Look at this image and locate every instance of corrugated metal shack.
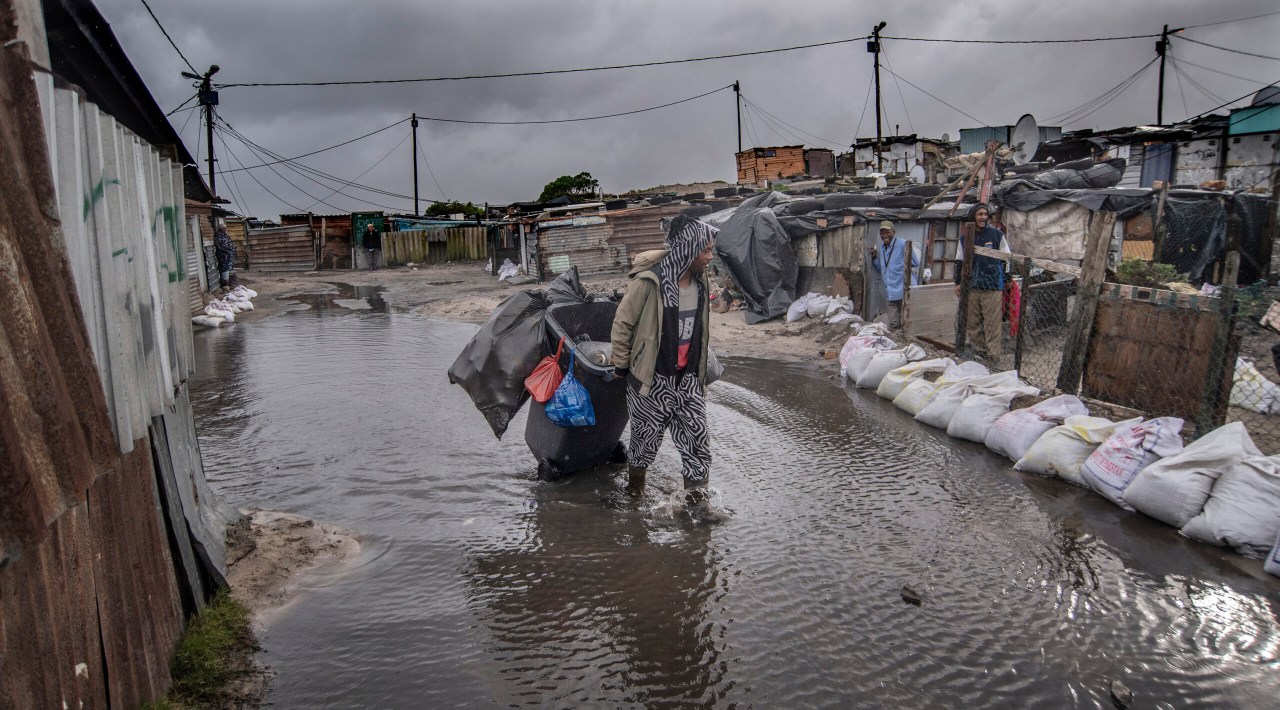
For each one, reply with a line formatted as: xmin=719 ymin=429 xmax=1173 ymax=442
xmin=281 ymin=212 xmax=354 ymax=269
xmin=4 ymin=3 xmax=242 ymax=707
xmin=383 ymin=223 xmax=488 ymax=265
xmin=248 ymin=223 xmax=318 ymax=272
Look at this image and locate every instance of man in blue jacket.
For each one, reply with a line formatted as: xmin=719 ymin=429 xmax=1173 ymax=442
xmin=869 ymin=219 xmax=918 ymax=329
xmin=954 ymin=204 xmax=1011 ymax=359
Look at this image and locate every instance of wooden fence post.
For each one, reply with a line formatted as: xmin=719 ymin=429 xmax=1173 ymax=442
xmin=1056 ymin=211 xmax=1116 ymax=393
xmin=902 ymin=240 xmax=913 ymax=329
xmin=954 ymin=224 xmax=974 ymax=350
xmin=1014 ymin=257 xmax=1030 ymax=374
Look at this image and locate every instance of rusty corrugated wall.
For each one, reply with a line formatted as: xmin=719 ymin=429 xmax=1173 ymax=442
xmin=3 ymin=9 xmax=238 ymax=707
xmin=536 ymin=215 xmax=628 ymax=279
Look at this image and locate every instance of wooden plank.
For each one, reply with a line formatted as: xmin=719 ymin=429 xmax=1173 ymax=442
xmin=972 ymin=245 xmax=1082 ymax=277
xmin=1057 ymin=211 xmax=1117 ymax=393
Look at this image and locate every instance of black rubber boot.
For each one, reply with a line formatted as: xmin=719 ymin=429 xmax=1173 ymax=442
xmin=685 ymin=485 xmax=732 ymax=523
xmin=625 ymin=466 xmax=647 ymax=497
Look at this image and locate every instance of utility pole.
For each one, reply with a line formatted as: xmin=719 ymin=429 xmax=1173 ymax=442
xmin=1156 ymin=24 xmax=1184 ymax=125
xmin=734 ymin=80 xmax=742 ymax=153
xmin=183 ymin=65 xmax=221 ymax=196
xmin=411 ymin=113 xmax=420 ymax=216
xmin=869 ymin=21 xmax=886 ymax=172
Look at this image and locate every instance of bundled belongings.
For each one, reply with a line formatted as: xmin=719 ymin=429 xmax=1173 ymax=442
xmin=1079 ymin=418 xmax=1185 ymax=510
xmin=448 ymin=267 xmax=590 ymax=439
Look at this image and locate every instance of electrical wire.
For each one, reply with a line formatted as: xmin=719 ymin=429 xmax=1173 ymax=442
xmin=212 ymin=124 xmax=304 ymax=212
xmin=166 ymin=93 xmax=198 ymax=117
xmin=743 ymin=101 xmax=791 ymax=144
xmin=1183 ymin=82 xmax=1280 ymax=122
xmin=139 ymin=0 xmax=198 ymax=74
xmin=1042 ymin=57 xmax=1157 ymax=124
xmin=851 ymin=80 xmax=872 ymax=144
xmin=216 ymin=38 xmax=872 ymax=89
xmin=741 ymin=107 xmax=761 ymax=150
xmin=176 ymin=103 xmax=198 ymax=141
xmin=738 ymin=95 xmax=845 ymax=149
xmin=1174 ymin=35 xmax=1280 ymax=61
xmin=216 ymin=123 xmax=355 ymax=212
xmin=416 ymin=138 xmax=448 ymax=202
xmin=217 ymin=119 xmax=415 ymax=210
xmin=880 ymin=45 xmax=914 ymax=135
xmin=1056 ymin=60 xmax=1157 ymax=126
xmin=221 ymin=117 xmax=409 ymax=174
xmin=303 ymin=133 xmax=410 ymax=211
xmin=876 ymin=65 xmax=987 ymax=126
xmin=1183 ymin=10 xmax=1280 ymax=29
xmin=1171 ymin=48 xmax=1190 ymax=118
xmin=882 ymin=31 xmax=1159 ymax=44
xmin=1168 ymin=56 xmax=1273 ymax=86
xmin=211 ymin=127 xmax=256 ymax=216
xmin=412 ymin=84 xmax=734 ymax=125
xmin=1171 ymin=57 xmax=1224 ymax=106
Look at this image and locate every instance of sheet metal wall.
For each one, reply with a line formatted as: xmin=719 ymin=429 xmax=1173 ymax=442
xmin=2 ymin=31 xmax=236 ymax=708
xmin=383 ymin=226 xmax=488 ymax=265
xmin=247 ymin=224 xmax=317 ymax=272
xmin=537 ymin=216 xmax=629 ymax=278
xmin=606 ymin=203 xmax=688 ymax=257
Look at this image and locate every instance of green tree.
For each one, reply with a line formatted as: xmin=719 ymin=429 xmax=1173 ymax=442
xmin=425 ymin=201 xmax=483 ymax=218
xmin=538 ymin=172 xmax=599 ymax=202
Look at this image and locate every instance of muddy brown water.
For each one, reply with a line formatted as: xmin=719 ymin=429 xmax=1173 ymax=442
xmin=190 ymin=285 xmax=1280 ymax=708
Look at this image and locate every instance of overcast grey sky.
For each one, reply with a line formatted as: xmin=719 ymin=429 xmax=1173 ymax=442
xmin=95 ymin=0 xmax=1279 ymax=218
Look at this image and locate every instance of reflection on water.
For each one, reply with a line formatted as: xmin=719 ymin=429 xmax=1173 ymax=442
xmin=189 ymin=296 xmax=1280 ymax=708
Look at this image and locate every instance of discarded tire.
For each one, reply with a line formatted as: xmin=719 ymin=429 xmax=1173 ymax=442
xmin=780 ymin=198 xmax=823 ymax=216
xmin=877 ymin=194 xmax=927 ymax=208
xmin=903 ymin=184 xmax=944 ymax=197
xmin=683 ymin=192 xmax=705 ymax=201
xmin=648 ymin=195 xmax=671 ymax=205
xmin=681 ymin=204 xmax=714 ymax=217
xmin=713 ymin=187 xmax=738 ymax=197
xmin=823 ymin=193 xmax=878 ymax=210
xmin=605 ymin=199 xmax=628 ymax=211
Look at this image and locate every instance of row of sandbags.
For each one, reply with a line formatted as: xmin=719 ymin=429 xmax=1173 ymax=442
xmin=786 ymin=292 xmax=859 ymax=325
xmin=838 ymin=331 xmax=1280 ymax=575
xmin=192 ymin=285 xmax=257 ymax=328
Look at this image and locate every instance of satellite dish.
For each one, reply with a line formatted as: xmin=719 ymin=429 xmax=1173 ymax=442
xmin=1252 ymin=84 xmax=1280 ymax=106
xmin=1010 ymin=114 xmax=1039 ymax=165
xmin=940 ymin=132 xmax=951 ymax=144
xmin=909 ymin=164 xmax=926 ymax=184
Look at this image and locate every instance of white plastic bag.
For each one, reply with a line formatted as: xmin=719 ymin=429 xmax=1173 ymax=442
xmin=856 ymin=344 xmax=926 ymax=389
xmin=787 ymin=292 xmax=819 ymax=322
xmin=1014 ymin=415 xmax=1139 ymax=486
xmin=1181 ymin=455 xmax=1280 ymax=558
xmin=1229 ymin=358 xmax=1280 ymax=414
xmin=840 ymin=335 xmax=897 ymax=379
xmin=1027 ymin=394 xmax=1090 ymax=422
xmin=876 ymin=357 xmax=952 ymax=400
xmin=1080 ymin=417 xmax=1185 ymax=510
xmin=937 ymin=360 xmax=990 ymax=384
xmin=497 ymin=258 xmax=520 ymax=281
xmin=1124 ymin=422 xmax=1260 ymax=528
xmin=231 ymin=285 xmax=258 ymax=298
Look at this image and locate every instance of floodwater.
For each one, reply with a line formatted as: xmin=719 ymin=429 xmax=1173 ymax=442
xmin=190 ymin=284 xmax=1280 ymax=708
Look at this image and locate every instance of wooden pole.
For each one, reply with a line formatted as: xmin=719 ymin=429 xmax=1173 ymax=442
xmin=1014 ymin=257 xmax=1030 ymax=374
xmin=1056 ymin=211 xmax=1117 ymax=393
xmin=902 ymin=240 xmax=913 ymax=331
xmin=1151 ymin=180 xmax=1170 ymax=262
xmin=955 ymin=223 xmax=975 ymax=350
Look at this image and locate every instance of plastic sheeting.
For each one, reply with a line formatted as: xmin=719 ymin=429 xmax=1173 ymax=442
xmin=1159 ymin=192 xmax=1270 ymax=285
xmin=715 ymin=205 xmax=800 ymax=324
xmin=448 ymin=268 xmax=589 ymax=438
xmin=1002 ymin=201 xmax=1092 ymax=261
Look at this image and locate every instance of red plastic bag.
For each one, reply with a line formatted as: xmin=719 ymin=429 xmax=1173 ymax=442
xmin=525 ymin=336 xmax=566 ymax=403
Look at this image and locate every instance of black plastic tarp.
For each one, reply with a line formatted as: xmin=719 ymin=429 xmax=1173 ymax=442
xmin=1159 ymin=192 xmax=1270 ymax=285
xmin=994 ymin=187 xmax=1152 ymax=219
xmin=715 ymin=206 xmax=799 ymax=324
xmin=448 ymin=267 xmax=589 ymax=438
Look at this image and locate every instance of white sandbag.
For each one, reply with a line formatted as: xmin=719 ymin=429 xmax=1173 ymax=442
xmin=985 ymin=409 xmax=1057 ymax=461
xmin=839 ymin=335 xmax=897 ymax=379
xmin=876 ymin=357 xmax=952 ymax=400
xmin=1014 ymin=415 xmax=1139 ymax=486
xmin=191 ymin=314 xmax=225 ymax=328
xmin=856 ymin=322 xmax=892 ymax=337
xmin=826 ymin=312 xmax=859 ymax=325
xmin=1181 ymin=455 xmax=1280 ymax=558
xmin=1080 ymin=418 xmax=1185 ymax=510
xmin=231 ymin=285 xmax=258 ymax=298
xmin=894 ymin=378 xmax=942 ymax=416
xmin=937 ymin=360 xmax=989 ymax=384
xmin=1028 ymin=394 xmax=1090 ymax=422
xmin=1266 ymin=530 xmax=1280 ymax=577
xmin=947 ymin=395 xmax=1014 ymax=443
xmin=806 ymin=295 xmax=834 ymax=319
xmin=1124 ymin=422 xmax=1260 ymax=528
xmin=234 ymin=299 xmax=254 ymax=311
xmin=1229 ymin=358 xmax=1280 ymax=414
xmin=916 ymin=370 xmax=1030 ymax=431
xmin=787 ymin=292 xmax=819 ymax=322
xmin=497 ymin=258 xmax=520 ymax=281
xmin=824 ymin=296 xmax=853 ymax=318
xmin=205 ymin=303 xmax=235 ymax=322
xmin=855 ymin=344 xmax=926 ymax=389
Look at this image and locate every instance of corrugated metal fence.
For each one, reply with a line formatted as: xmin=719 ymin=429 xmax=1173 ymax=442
xmin=2 ymin=36 xmax=239 ymax=709
xmin=383 ymin=226 xmax=487 ymax=265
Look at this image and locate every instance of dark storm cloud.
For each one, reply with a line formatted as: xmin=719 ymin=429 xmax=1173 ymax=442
xmin=95 ymin=0 xmax=1278 ymax=218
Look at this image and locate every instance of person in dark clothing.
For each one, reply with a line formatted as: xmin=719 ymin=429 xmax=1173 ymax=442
xmin=213 ymin=219 xmax=236 ymax=290
xmin=954 ymin=204 xmax=1010 ymax=359
xmin=363 ymin=222 xmax=383 ymax=270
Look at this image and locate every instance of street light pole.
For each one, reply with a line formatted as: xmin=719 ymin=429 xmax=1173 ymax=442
xmin=184 ymin=65 xmax=221 ymax=197
xmin=869 ymin=21 xmax=886 ymax=172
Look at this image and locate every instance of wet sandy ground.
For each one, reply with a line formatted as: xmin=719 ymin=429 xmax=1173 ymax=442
xmin=191 ymin=288 xmax=1280 ymax=708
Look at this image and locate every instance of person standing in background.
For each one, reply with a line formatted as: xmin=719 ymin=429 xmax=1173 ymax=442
xmin=869 ymin=219 xmax=919 ymax=329
xmin=363 ymin=222 xmax=383 ymax=271
xmin=213 ymin=218 xmax=235 ymax=291
xmin=954 ymin=204 xmax=1011 ymax=360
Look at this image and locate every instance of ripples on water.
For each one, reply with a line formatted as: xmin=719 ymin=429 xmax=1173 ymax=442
xmin=190 ymin=290 xmax=1280 ymax=708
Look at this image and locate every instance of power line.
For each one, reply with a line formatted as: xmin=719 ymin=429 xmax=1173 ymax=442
xmin=216 ymin=123 xmax=354 ymax=212
xmin=211 ymin=127 xmax=257 ymax=216
xmin=1183 ymin=81 xmax=1280 ymax=122
xmin=738 ymin=95 xmax=845 ymax=149
xmin=138 ymin=0 xmax=197 ymax=74
xmin=851 ymin=80 xmax=872 ymax=144
xmin=882 ymin=31 xmax=1159 ymax=44
xmin=213 ymin=124 xmax=304 ymax=212
xmin=741 ymin=107 xmax=761 ymax=150
xmin=1058 ymin=60 xmax=1158 ymax=126
xmin=1184 ymin=10 xmax=1280 ymax=29
xmin=1174 ymin=35 xmax=1280 ymax=61
xmin=1042 ymin=57 xmax=1157 ymax=124
xmin=221 ymin=118 xmax=409 ymax=174
xmin=1171 ymin=57 xmax=1224 ymax=106
xmin=416 ymin=138 xmax=448 ymax=201
xmin=413 ymin=84 xmax=734 ymax=125
xmin=216 ymin=38 xmax=872 ymax=89
xmin=876 ymin=65 xmax=987 ymax=126
xmin=166 ymin=93 xmax=198 ymax=117
xmin=1170 ymin=56 xmax=1273 ymax=86
xmin=880 ymin=45 xmax=914 ymax=135
xmin=304 ymin=133 xmax=410 ymax=211
xmin=1171 ymin=48 xmax=1190 ymax=118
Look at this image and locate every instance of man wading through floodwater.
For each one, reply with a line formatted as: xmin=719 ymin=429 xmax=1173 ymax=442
xmin=610 ymin=215 xmax=730 ymax=523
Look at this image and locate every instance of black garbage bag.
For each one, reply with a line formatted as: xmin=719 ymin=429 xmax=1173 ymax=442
xmin=448 ymin=267 xmax=590 ymax=438
xmin=715 ymin=207 xmax=798 ymax=324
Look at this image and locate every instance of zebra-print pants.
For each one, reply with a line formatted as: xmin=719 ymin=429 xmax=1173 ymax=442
xmin=625 ymin=372 xmax=710 ymax=487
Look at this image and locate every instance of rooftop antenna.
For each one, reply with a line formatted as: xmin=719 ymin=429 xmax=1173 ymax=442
xmin=1009 ymin=113 xmax=1040 ymax=165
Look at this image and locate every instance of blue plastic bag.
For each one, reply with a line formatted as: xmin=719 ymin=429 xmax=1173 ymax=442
xmin=544 ymin=348 xmax=596 ymax=427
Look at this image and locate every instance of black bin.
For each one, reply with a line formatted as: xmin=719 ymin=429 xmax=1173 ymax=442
xmin=525 ymin=301 xmax=629 ymax=480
